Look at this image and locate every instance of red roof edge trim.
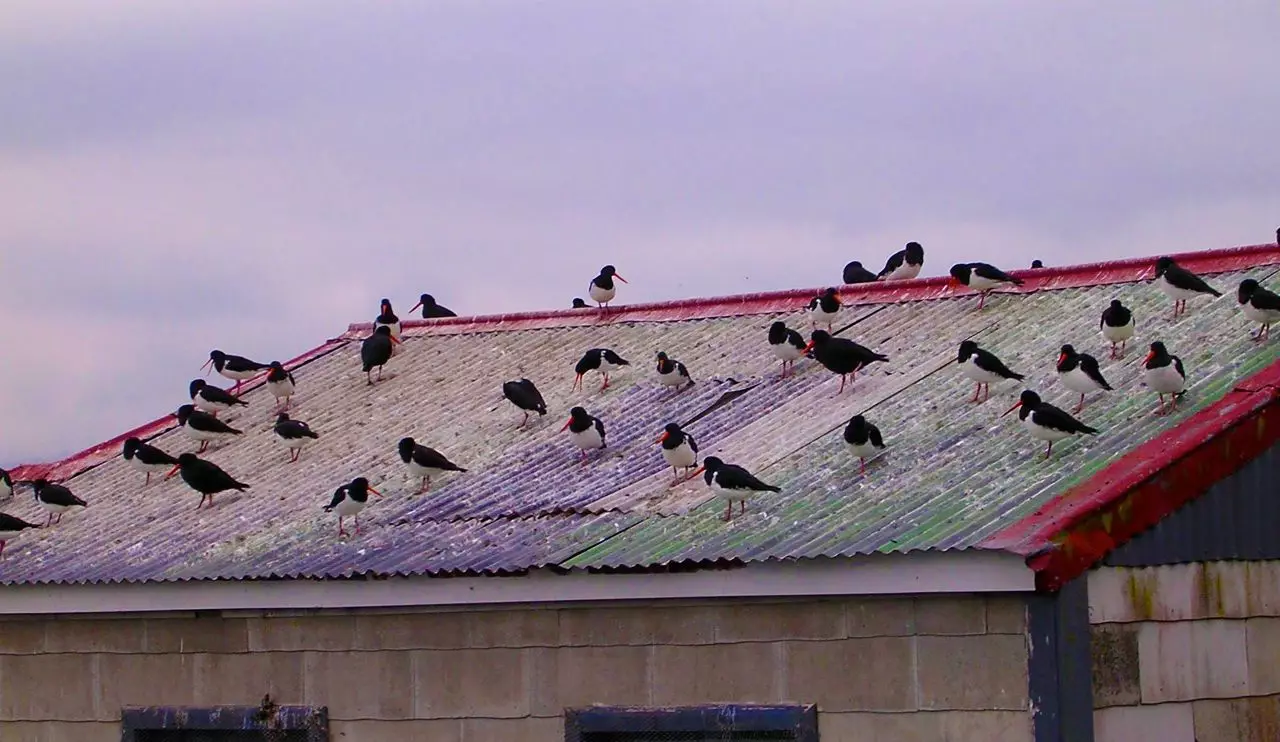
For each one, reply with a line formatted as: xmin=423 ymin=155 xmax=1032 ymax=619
xmin=981 ymin=358 xmax=1280 ymax=592
xmin=343 ymin=242 xmax=1280 ymax=338
xmin=6 ymin=338 xmax=350 ymax=485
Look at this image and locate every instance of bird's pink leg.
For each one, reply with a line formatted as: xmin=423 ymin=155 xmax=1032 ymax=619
xmin=419 ymin=477 xmax=431 ymax=493
xmin=0 ymin=541 xmax=6 ymax=560
xmin=1044 ymin=442 xmax=1054 ymax=458
xmin=519 ymin=411 xmax=529 ymax=428
xmin=977 ymin=293 xmax=987 ymax=310
xmin=971 ymin=383 xmax=981 ymax=403
xmin=1075 ymin=394 xmax=1085 ymax=413
xmin=145 ymin=472 xmax=151 ymax=485
xmin=1120 ymin=340 xmax=1127 ymax=357
xmin=45 ymin=513 xmax=52 ymax=526
xmin=740 ymin=501 xmax=746 ymax=516
xmin=600 ymin=373 xmax=611 ymax=391
xmin=723 ymin=502 xmax=732 ymax=521
xmin=354 ymin=515 xmax=361 ymax=535
xmin=338 ymin=517 xmax=346 ymax=537
xmin=837 ymin=375 xmax=847 ymax=394
xmin=1155 ymin=394 xmax=1167 ymax=416
xmin=377 ymin=367 xmax=384 ymax=381
xmin=859 ymin=457 xmax=866 ymax=474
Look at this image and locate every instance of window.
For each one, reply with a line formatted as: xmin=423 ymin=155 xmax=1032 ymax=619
xmin=565 ymin=705 xmax=818 ymax=742
xmin=120 ymin=701 xmax=329 ymax=742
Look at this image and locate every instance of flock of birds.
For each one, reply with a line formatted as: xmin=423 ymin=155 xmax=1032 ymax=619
xmin=2 ymin=242 xmax=1280 ymax=555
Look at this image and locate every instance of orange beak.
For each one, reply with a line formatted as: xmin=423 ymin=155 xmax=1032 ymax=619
xmin=802 ymin=341 xmax=815 ymax=355
xmin=655 ymin=431 xmax=670 ymax=444
xmin=200 ymin=358 xmax=213 ymax=373
xmin=948 ymin=277 xmax=961 ymax=288
xmin=560 ymin=418 xmax=573 ymax=432
xmin=1144 ymin=351 xmax=1154 ymax=364
xmin=390 ymin=334 xmax=402 ymax=345
xmin=165 ymin=464 xmax=181 ymax=479
xmin=1057 ymin=353 xmax=1067 ymax=365
xmin=1001 ymin=401 xmax=1022 ymax=418
xmin=690 ymin=466 xmax=705 ymax=478
xmin=368 ymin=486 xmax=383 ymax=499
xmin=408 ymin=301 xmax=423 ymax=313
xmin=614 ymin=274 xmax=629 ymax=284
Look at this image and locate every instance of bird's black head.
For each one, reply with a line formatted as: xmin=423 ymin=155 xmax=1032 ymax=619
xmin=351 ymin=476 xmax=371 ymax=491
xmin=769 ymin=320 xmax=786 ymax=333
xmin=176 ymin=404 xmax=196 ymax=423
xmin=809 ymin=329 xmax=832 ymax=345
xmin=397 ymin=437 xmax=416 ymax=459
xmin=572 ymin=298 xmax=588 ymax=308
xmin=419 ymin=293 xmax=435 ymax=307
xmin=1059 ymin=344 xmax=1076 ymax=357
xmin=189 ymin=379 xmax=207 ymax=396
xmin=600 ymin=265 xmax=617 ymax=277
xmin=821 ymin=287 xmax=837 ymax=298
xmin=269 ymin=360 xmax=285 ymax=370
xmin=1148 ymin=341 xmax=1169 ymax=357
xmin=1110 ymin=299 xmax=1124 ymax=309
xmin=276 ymin=412 xmax=291 ymax=423
xmin=847 ymin=414 xmax=868 ymax=430
xmin=209 ymin=350 xmax=226 ymax=363
xmin=656 ymin=351 xmax=669 ymax=362
xmin=176 ymin=453 xmax=200 ymax=466
xmin=1031 ymin=260 xmax=1044 ymax=269
xmin=30 ymin=478 xmax=50 ymax=491
xmin=904 ymin=242 xmax=924 ymax=260
xmin=569 ymin=406 xmax=589 ymax=419
xmin=123 ymin=437 xmax=141 ymax=456
xmin=1154 ymin=256 xmax=1174 ymax=276
xmin=1239 ymin=279 xmax=1260 ymax=303
xmin=949 ymin=264 xmax=971 ymax=282
xmin=373 ymin=325 xmax=392 ymax=337
xmin=1018 ymin=390 xmax=1042 ymax=408
xmin=663 ymin=422 xmax=683 ymax=436
xmin=846 ymin=261 xmax=863 ymax=269
xmin=380 ymin=298 xmax=393 ymax=311
xmin=702 ymin=456 xmax=725 ymax=471
xmin=957 ymin=339 xmax=978 ymax=361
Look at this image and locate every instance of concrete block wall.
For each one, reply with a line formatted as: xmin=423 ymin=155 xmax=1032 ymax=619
xmin=0 ymin=594 xmax=1030 ymax=741
xmin=1089 ymin=561 xmax=1280 ymax=742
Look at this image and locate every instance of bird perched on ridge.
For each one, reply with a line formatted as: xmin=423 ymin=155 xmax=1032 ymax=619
xmin=571 ymin=298 xmax=589 ymax=309
xmin=655 ymin=351 xmax=693 ymax=390
xmin=1154 ymin=256 xmax=1221 ymax=319
xmin=31 ymin=479 xmax=88 ymax=525
xmin=265 ymin=361 xmax=297 ymax=410
xmin=202 ymin=350 xmax=270 ymax=395
xmin=768 ymin=321 xmax=807 ymax=378
xmin=807 ymin=287 xmax=843 ymax=331
xmin=166 ymin=453 xmax=250 ymax=510
xmin=573 ymin=348 xmax=629 ymax=392
xmin=409 ymin=293 xmax=457 ymax=319
xmin=324 ymin=476 xmax=382 ymax=537
xmin=562 ymin=406 xmax=607 ymax=463
xmin=274 ymin=413 xmax=320 ymax=463
xmin=360 ymin=325 xmax=400 ymax=385
xmin=503 ymin=378 xmax=547 ymax=427
xmin=1 ymin=466 xmax=12 ymax=501
xmin=949 ymin=262 xmax=1024 ymax=309
xmin=189 ymin=379 xmax=248 ymax=418
xmin=588 ymin=265 xmax=628 ymax=311
xmin=398 ymin=437 xmax=467 ymax=493
xmin=1030 ymin=260 xmax=1045 ymax=269
xmin=374 ymin=298 xmax=402 ymax=345
xmin=843 ymin=415 xmax=886 ymax=474
xmin=842 ymin=261 xmax=877 ymax=284
xmin=957 ymin=340 xmax=1025 ymax=403
xmin=122 ymin=437 xmax=179 ymax=485
xmin=1002 ymin=390 xmax=1099 ymax=459
xmin=692 ymin=456 xmax=780 ymax=522
xmin=1056 ymin=344 xmax=1113 ymax=413
xmin=1142 ymin=341 xmax=1187 ymax=416
xmin=176 ymin=404 xmax=242 ymax=453
xmin=1237 ymin=279 xmax=1280 ymax=341
xmin=0 ymin=512 xmax=39 ymax=559
xmin=804 ymin=330 xmax=889 ymax=394
xmin=878 ymin=242 xmax=925 ymax=281
xmin=656 ymin=422 xmax=699 ymax=482
xmin=1100 ymin=299 xmax=1136 ymax=358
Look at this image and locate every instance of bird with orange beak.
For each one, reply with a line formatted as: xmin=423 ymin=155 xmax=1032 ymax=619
xmin=588 ymin=265 xmax=628 ymax=311
xmin=948 ymin=263 xmax=1024 ymax=309
xmin=323 ymin=477 xmax=383 ymax=537
xmin=201 ymin=350 xmax=270 ymax=395
xmin=656 ymin=422 xmax=699 ymax=482
xmin=807 ymin=287 xmax=842 ymax=331
xmin=562 ymin=406 xmax=607 ymax=463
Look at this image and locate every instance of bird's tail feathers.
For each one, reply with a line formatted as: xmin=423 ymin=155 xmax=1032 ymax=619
xmin=765 ymin=485 xmax=782 ymax=492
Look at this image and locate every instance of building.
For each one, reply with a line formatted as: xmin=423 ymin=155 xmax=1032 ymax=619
xmin=1 ymin=243 xmax=1278 ymax=742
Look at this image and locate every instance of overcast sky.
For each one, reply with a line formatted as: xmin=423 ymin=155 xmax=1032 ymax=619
xmin=2 ymin=1 xmax=1278 ymax=465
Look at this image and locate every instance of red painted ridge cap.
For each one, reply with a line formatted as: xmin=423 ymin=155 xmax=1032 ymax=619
xmin=6 ymin=339 xmax=350 ymax=485
xmin=343 ymin=242 xmax=1280 ymax=338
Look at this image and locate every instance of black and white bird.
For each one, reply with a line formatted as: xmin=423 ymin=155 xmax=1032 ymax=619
xmin=122 ymin=436 xmax=179 ymax=485
xmin=176 ymin=404 xmax=243 ymax=453
xmin=409 ymin=293 xmax=457 ymax=319
xmin=274 ymin=413 xmax=320 ymax=463
xmin=31 ymin=479 xmax=87 ymax=525
xmin=957 ymin=340 xmax=1026 ymax=403
xmin=1142 ymin=341 xmax=1187 ymax=416
xmin=1237 ymin=279 xmax=1280 ymax=342
xmin=842 ymin=261 xmax=877 ymax=284
xmin=0 ymin=512 xmax=39 ymax=559
xmin=561 ymin=406 xmax=607 ymax=462
xmin=165 ymin=453 xmax=250 ymax=509
xmin=374 ymin=298 xmax=402 ymax=344
xmin=878 ymin=242 xmax=925 ymax=281
xmin=398 ymin=437 xmax=467 ymax=493
xmin=1056 ymin=344 xmax=1113 ymax=413
xmin=588 ymin=265 xmax=628 ymax=310
xmin=949 ymin=263 xmax=1024 ymax=309
xmin=1100 ymin=299 xmax=1137 ymax=358
xmin=201 ymin=350 xmax=270 ymax=395
xmin=503 ymin=378 xmax=547 ymax=427
xmin=1030 ymin=260 xmax=1045 ymax=269
xmin=189 ymin=379 xmax=248 ymax=418
xmin=656 ymin=422 xmax=700 ymax=482
xmin=691 ymin=456 xmax=780 ymax=522
xmin=843 ymin=415 xmax=886 ymax=474
xmin=654 ymin=351 xmax=693 ymax=390
xmin=804 ymin=330 xmax=889 ymax=394
xmin=571 ymin=298 xmax=589 ymax=309
xmin=1154 ymin=256 xmax=1221 ymax=319
xmin=1002 ymin=390 xmax=1100 ymax=458
xmin=807 ymin=287 xmax=843 ymax=331
xmin=1 ymin=466 xmax=12 ymax=500
xmin=768 ymin=321 xmax=807 ymax=378
xmin=323 ymin=476 xmax=382 ymax=537
xmin=265 ymin=361 xmax=297 ymax=410
xmin=573 ymin=348 xmax=630 ymax=392
xmin=361 ymin=325 xmax=400 ymax=385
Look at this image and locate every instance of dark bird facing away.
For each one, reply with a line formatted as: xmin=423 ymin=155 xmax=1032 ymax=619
xmin=842 ymin=261 xmax=877 ymax=284
xmin=572 ymin=298 xmax=589 ymax=309
xmin=360 ymin=325 xmax=400 ymax=385
xmin=691 ymin=456 xmax=781 ymax=522
xmin=0 ymin=512 xmax=39 ymax=559
xmin=656 ymin=422 xmax=700 ymax=482
xmin=410 ymin=293 xmax=457 ymax=319
xmin=201 ymin=350 xmax=270 ymax=395
xmin=878 ymin=242 xmax=925 ymax=281
xmin=503 ymin=378 xmax=548 ymax=427
xmin=1030 ymin=260 xmax=1044 ymax=269
xmin=1100 ymin=299 xmax=1136 ymax=358
xmin=1142 ymin=341 xmax=1188 ymax=416
xmin=122 ymin=436 xmax=179 ymax=485
xmin=189 ymin=378 xmax=248 ymax=418
xmin=843 ymin=415 xmax=886 ymax=474
xmin=1002 ymin=390 xmax=1099 ymax=458
xmin=274 ymin=413 xmax=320 ymax=463
xmin=948 ymin=263 xmax=1025 ymax=309
xmin=768 ymin=321 xmax=807 ymax=378
xmin=573 ymin=348 xmax=630 ymax=392
xmin=956 ymin=340 xmax=1025 ymax=403
xmin=588 ymin=265 xmax=628 ymax=311
xmin=176 ymin=404 xmax=243 ymax=453
xmin=31 ymin=479 xmax=88 ymax=526
xmin=803 ymin=330 xmax=889 ymax=394
xmin=1154 ymin=256 xmax=1221 ymax=319
xmin=1056 ymin=344 xmax=1113 ymax=413
xmin=166 ymin=453 xmax=250 ymax=509
xmin=1237 ymin=279 xmax=1280 ymax=342
xmin=398 ymin=437 xmax=468 ymax=493
xmin=323 ymin=476 xmax=383 ymax=537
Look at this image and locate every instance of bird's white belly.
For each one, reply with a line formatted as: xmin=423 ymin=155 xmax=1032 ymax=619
xmin=334 ymin=497 xmax=366 ymax=517
xmin=662 ymin=442 xmax=697 ymax=470
xmin=267 ymin=378 xmax=296 ymax=399
xmin=810 ymin=307 xmax=839 ymax=325
xmin=967 ymin=274 xmax=1004 ymax=292
xmin=406 ymin=460 xmax=443 ymax=479
xmin=845 ymin=440 xmax=881 ymax=459
xmin=598 ymin=360 xmax=622 ymax=375
xmin=218 ymin=367 xmax=259 ymax=382
xmin=0 ymin=482 xmax=10 ymax=499
xmin=710 ymin=482 xmax=750 ymax=503
xmin=1158 ymin=276 xmax=1202 ymax=302
xmin=1243 ymin=302 xmax=1280 ymax=324
xmin=38 ymin=500 xmax=74 ymax=514
xmin=184 ymin=425 xmax=226 ymax=442
xmin=128 ymin=457 xmax=172 ymax=474
xmin=589 ymin=284 xmax=616 ymax=303
xmin=193 ymin=395 xmax=231 ymax=413
xmin=1144 ymin=365 xmax=1186 ymax=394
xmin=0 ymin=529 xmax=27 ymax=540
xmin=885 ymin=263 xmax=921 ymax=281
xmin=656 ymin=369 xmax=686 ymax=387
xmin=1023 ymin=416 xmax=1072 ymax=442
xmin=1102 ymin=319 xmax=1135 ymax=343
xmin=1061 ymin=366 xmax=1104 ymax=394
xmin=960 ymin=357 xmax=1004 ymax=384
xmin=569 ymin=427 xmax=604 ymax=450
xmin=278 ymin=434 xmax=316 ymax=451
xmin=772 ymin=343 xmax=803 ymax=362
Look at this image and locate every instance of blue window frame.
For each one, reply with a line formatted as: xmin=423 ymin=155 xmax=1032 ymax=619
xmin=120 ymin=702 xmax=329 ymax=742
xmin=564 ymin=704 xmax=819 ymax=742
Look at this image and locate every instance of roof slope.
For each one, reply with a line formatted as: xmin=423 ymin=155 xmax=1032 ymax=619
xmin=3 ymin=244 xmax=1279 ymax=587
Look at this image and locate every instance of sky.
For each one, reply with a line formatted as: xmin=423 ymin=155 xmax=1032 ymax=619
xmin=2 ymin=1 xmax=1278 ymax=465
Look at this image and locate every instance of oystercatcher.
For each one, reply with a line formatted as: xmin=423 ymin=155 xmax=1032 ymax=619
xmin=1056 ymin=344 xmax=1113 ymax=413
xmin=176 ymin=404 xmax=243 ymax=453
xmin=588 ymin=265 xmax=628 ymax=310
xmin=0 ymin=512 xmax=38 ymax=559
xmin=1100 ymin=299 xmax=1136 ymax=358
xmin=572 ymin=298 xmax=589 ymax=309
xmin=1154 ymin=256 xmax=1221 ymax=318
xmin=31 ymin=479 xmax=87 ymax=525
xmin=843 ymin=415 xmax=886 ymax=474
xmin=165 ymin=453 xmax=250 ymax=509
xmin=1 ymin=467 xmax=12 ymax=500
xmin=122 ymin=437 xmax=179 ymax=485
xmin=189 ymin=379 xmax=247 ymax=418
xmin=409 ymin=293 xmax=457 ymax=319
xmin=374 ymin=298 xmax=402 ymax=343
xmin=573 ymin=348 xmax=630 ymax=392
xmin=324 ymin=476 xmax=382 ymax=536
xmin=768 ymin=321 xmax=807 ymax=378
xmin=656 ymin=422 xmax=699 ymax=482
xmin=878 ymin=242 xmax=925 ymax=281
xmin=691 ymin=456 xmax=780 ymax=522
xmin=655 ymin=351 xmax=693 ymax=390
xmin=561 ymin=406 xmax=607 ymax=462
xmin=1002 ymin=390 xmax=1100 ymax=458
xmin=1237 ymin=279 xmax=1280 ymax=341
xmin=398 ymin=437 xmax=467 ymax=493
xmin=1142 ymin=341 xmax=1187 ymax=415
xmin=503 ymin=378 xmax=547 ymax=427
xmin=274 ymin=413 xmax=320 ymax=463
xmin=265 ymin=361 xmax=297 ymax=410
xmin=957 ymin=340 xmax=1025 ymax=403
xmin=1030 ymin=260 xmax=1045 ymax=269
xmin=361 ymin=325 xmax=400 ymax=385
xmin=948 ymin=263 xmax=1024 ymax=309
xmin=842 ymin=261 xmax=877 ymax=284
xmin=807 ymin=287 xmax=843 ymax=331
xmin=804 ymin=330 xmax=889 ymax=394
xmin=202 ymin=350 xmax=270 ymax=395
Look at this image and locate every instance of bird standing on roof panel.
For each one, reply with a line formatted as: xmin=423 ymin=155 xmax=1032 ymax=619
xmin=878 ymin=242 xmax=926 ymax=281
xmin=360 ymin=325 xmax=400 ymax=385
xmin=189 ymin=379 xmax=248 ymax=418
xmin=398 ymin=437 xmax=467 ymax=493
xmin=324 ymin=476 xmax=382 ymax=537
xmin=655 ymin=351 xmax=693 ymax=390
xmin=165 ymin=453 xmax=250 ymax=510
xmin=843 ymin=415 xmax=886 ymax=474
xmin=265 ymin=361 xmax=297 ymax=410
xmin=562 ymin=406 xmax=607 ymax=463
xmin=122 ymin=437 xmax=179 ymax=485
xmin=274 ymin=413 xmax=320 ymax=463
xmin=202 ymin=350 xmax=270 ymax=395
xmin=573 ymin=348 xmax=629 ymax=392
xmin=1142 ymin=341 xmax=1187 ymax=416
xmin=842 ymin=261 xmax=877 ymax=284
xmin=768 ymin=321 xmax=807 ymax=378
xmin=1100 ymin=300 xmax=1136 ymax=358
xmin=0 ymin=512 xmax=39 ymax=559
xmin=409 ymin=293 xmax=457 ymax=319
xmin=1237 ymin=279 xmax=1280 ymax=341
xmin=1030 ymin=260 xmax=1045 ymax=269
xmin=503 ymin=378 xmax=547 ymax=427
xmin=31 ymin=479 xmax=87 ymax=525
xmin=1154 ymin=256 xmax=1221 ymax=319
xmin=949 ymin=263 xmax=1024 ymax=309
xmin=804 ymin=330 xmax=889 ymax=394
xmin=1002 ymin=390 xmax=1099 ymax=458
xmin=176 ymin=404 xmax=243 ymax=453
xmin=0 ymin=467 xmax=12 ymax=500
xmin=656 ymin=422 xmax=699 ymax=482
xmin=572 ymin=298 xmax=589 ymax=309
xmin=691 ymin=457 xmax=780 ymax=522
xmin=374 ymin=298 xmax=402 ymax=344
xmin=957 ymin=340 xmax=1025 ymax=403
xmin=1056 ymin=345 xmax=1113 ymax=413
xmin=589 ymin=265 xmax=628 ymax=311
xmin=807 ymin=287 xmax=843 ymax=331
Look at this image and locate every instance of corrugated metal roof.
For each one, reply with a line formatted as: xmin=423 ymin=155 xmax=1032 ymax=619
xmin=1 ymin=246 xmax=1278 ymax=584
